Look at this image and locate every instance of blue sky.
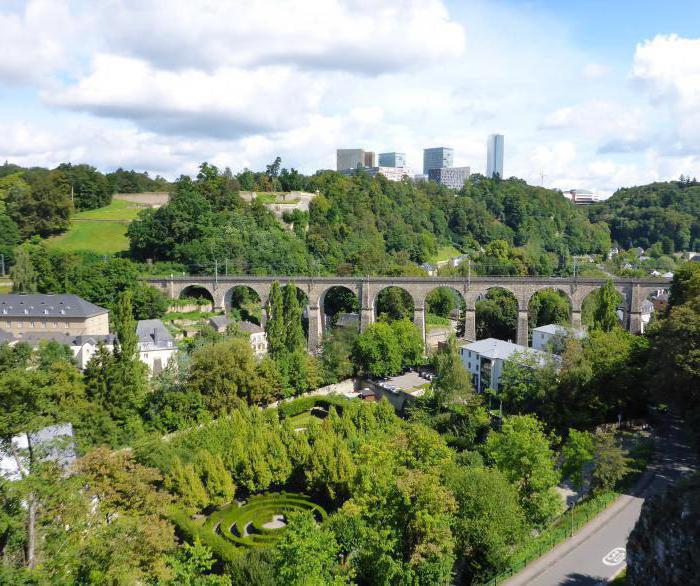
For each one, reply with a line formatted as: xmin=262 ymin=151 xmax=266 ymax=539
xmin=0 ymin=0 xmax=698 ymax=195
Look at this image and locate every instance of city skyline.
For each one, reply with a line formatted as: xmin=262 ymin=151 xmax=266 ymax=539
xmin=0 ymin=1 xmax=699 ymax=195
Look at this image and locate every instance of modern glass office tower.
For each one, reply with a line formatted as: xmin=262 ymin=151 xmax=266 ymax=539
xmin=423 ymin=147 xmax=454 ymax=175
xmin=486 ymin=134 xmax=504 ymax=178
xmin=378 ymin=152 xmax=406 ymax=168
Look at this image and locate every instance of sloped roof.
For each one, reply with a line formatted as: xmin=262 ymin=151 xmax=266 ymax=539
xmin=208 ymin=315 xmax=230 ymax=328
xmin=238 ymin=321 xmax=264 ymax=334
xmin=136 ymin=319 xmax=174 ymax=345
xmin=533 ymin=324 xmax=586 ymax=338
xmin=0 ymin=294 xmax=107 ymax=318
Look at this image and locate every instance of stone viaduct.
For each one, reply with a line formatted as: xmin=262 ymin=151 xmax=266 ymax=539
xmin=145 ymin=275 xmax=668 ymax=352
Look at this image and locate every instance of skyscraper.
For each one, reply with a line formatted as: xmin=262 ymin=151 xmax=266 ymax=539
xmin=423 ymin=147 xmax=453 ymax=175
xmin=378 ymin=152 xmax=406 ymax=168
xmin=337 ymin=149 xmax=376 ymax=171
xmin=486 ymin=134 xmax=504 ymax=178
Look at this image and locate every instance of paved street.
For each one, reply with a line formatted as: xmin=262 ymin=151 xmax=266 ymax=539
xmin=504 ymin=417 xmax=697 ymax=586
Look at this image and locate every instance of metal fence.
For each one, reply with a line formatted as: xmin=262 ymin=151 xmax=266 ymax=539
xmin=478 ymin=492 xmax=618 ymax=586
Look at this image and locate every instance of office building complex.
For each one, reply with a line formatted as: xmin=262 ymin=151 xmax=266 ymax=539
xmin=337 ymin=149 xmax=376 ymax=171
xmin=486 ymin=134 xmax=504 ymax=178
xmin=339 ymin=166 xmax=408 ymax=182
xmin=428 ymin=166 xmax=470 ymax=190
xmin=378 ymin=152 xmax=406 ymax=168
xmin=423 ymin=147 xmax=453 ymax=175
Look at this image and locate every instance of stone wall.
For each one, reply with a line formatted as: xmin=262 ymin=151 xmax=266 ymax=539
xmin=627 ymin=474 xmax=700 ymax=585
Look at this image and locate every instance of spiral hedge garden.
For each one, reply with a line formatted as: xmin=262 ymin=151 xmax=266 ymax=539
xmin=171 ymin=492 xmax=327 ymax=560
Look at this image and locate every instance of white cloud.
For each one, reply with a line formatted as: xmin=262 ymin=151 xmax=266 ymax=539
xmin=582 ymin=63 xmax=611 ymax=80
xmin=0 ymin=0 xmax=77 ymax=84
xmin=46 ymin=54 xmax=328 ymax=138
xmin=100 ymin=0 xmax=466 ymax=75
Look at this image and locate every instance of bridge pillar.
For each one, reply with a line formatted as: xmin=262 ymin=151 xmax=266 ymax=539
xmin=414 ymin=306 xmax=426 ymax=348
xmin=463 ymin=308 xmax=476 ymax=341
xmin=359 ymin=308 xmax=374 ymax=332
xmin=628 ymin=285 xmax=643 ymax=334
xmin=571 ymin=309 xmax=582 ymax=329
xmin=307 ymin=305 xmax=322 ymax=354
xmin=516 ymin=310 xmax=529 ymax=347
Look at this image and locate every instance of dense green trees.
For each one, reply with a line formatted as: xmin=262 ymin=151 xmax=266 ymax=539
xmin=589 ymin=178 xmax=700 ymax=251
xmin=352 ymin=319 xmax=423 ymax=377
xmin=592 ymin=280 xmax=621 ymax=332
xmin=485 ymin=415 xmax=562 ymax=525
xmin=476 ymin=288 xmax=518 ymax=341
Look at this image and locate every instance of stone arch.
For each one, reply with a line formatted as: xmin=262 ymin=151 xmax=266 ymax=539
xmin=372 ymin=285 xmax=417 ymax=322
xmin=474 ymin=286 xmax=518 ymax=342
xmin=319 ymin=285 xmax=360 ymax=332
xmin=578 ymin=286 xmax=627 ymax=329
xmin=178 ymin=284 xmax=215 ymax=309
xmin=527 ymin=287 xmax=574 ymax=330
xmin=224 ymin=285 xmax=264 ymax=325
xmin=424 ymin=285 xmax=466 ymax=340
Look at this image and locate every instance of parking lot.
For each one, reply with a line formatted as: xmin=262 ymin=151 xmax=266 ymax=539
xmin=378 ymin=371 xmax=432 ymax=397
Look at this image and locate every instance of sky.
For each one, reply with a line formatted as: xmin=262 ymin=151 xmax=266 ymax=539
xmin=1 ymin=0 xmax=700 ymax=196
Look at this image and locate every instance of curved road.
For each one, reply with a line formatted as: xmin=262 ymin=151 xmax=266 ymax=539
xmin=504 ymin=417 xmax=697 ymax=586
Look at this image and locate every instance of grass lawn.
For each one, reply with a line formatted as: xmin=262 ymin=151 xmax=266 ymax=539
xmin=254 ymin=192 xmax=301 ymax=205
xmin=430 ymin=245 xmax=461 ymax=263
xmin=46 ymin=199 xmax=148 ymax=254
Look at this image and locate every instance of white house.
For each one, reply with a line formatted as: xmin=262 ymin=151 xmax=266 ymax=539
xmin=238 ymin=321 xmax=268 ymax=357
xmin=136 ymin=319 xmax=176 ymax=375
xmin=1 ymin=423 xmax=76 ymax=481
xmin=460 ymin=338 xmax=552 ymax=393
xmin=640 ymin=299 xmax=655 ymax=333
xmin=531 ymin=324 xmax=586 ymax=353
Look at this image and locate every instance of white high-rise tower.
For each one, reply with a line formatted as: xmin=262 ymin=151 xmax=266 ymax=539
xmin=486 ymin=134 xmax=504 ymax=179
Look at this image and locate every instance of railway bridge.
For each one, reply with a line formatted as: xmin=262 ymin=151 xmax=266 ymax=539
xmin=144 ymin=275 xmax=668 ymax=351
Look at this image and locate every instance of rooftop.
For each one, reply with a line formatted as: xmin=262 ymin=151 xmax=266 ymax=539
xmin=0 ymin=294 xmax=108 ymax=319
xmin=136 ymin=319 xmax=174 ymax=346
xmin=533 ymin=324 xmax=586 ymax=338
xmin=461 ymin=338 xmax=552 ymax=364
xmin=208 ymin=315 xmax=230 ymax=328
xmin=11 ymin=332 xmax=116 ymax=347
xmin=238 ymin=321 xmax=264 ymax=334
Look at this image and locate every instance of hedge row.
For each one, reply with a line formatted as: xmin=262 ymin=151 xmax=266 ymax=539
xmin=277 ymin=395 xmax=349 ymax=419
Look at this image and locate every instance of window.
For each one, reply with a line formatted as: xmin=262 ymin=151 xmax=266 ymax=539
xmin=64 ymin=322 xmax=69 ymax=328
xmin=30 ymin=321 xmax=35 ymax=328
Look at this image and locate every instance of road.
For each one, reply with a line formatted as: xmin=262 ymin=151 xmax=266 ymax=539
xmin=503 ymin=417 xmax=697 ymax=586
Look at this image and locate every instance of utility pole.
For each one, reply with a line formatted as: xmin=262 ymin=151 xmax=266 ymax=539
xmin=467 ymin=259 xmax=471 ymax=289
xmin=224 ymin=258 xmax=228 ymax=276
xmin=539 ymin=169 xmax=546 ymax=186
xmin=214 ymin=259 xmax=218 ymax=285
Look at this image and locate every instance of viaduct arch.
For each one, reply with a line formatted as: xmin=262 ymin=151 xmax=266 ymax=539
xmin=147 ymin=275 xmax=668 ymax=352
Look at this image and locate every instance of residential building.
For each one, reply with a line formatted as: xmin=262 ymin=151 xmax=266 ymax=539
xmin=238 ymin=321 xmax=268 ymax=357
xmin=460 ymin=338 xmax=551 ymax=393
xmin=12 ymin=332 xmax=116 ymax=370
xmin=428 ymin=166 xmax=470 ymax=189
xmin=378 ymin=152 xmax=406 ymax=168
xmin=208 ymin=315 xmax=230 ymax=333
xmin=136 ymin=319 xmax=176 ymax=375
xmin=531 ymin=324 xmax=586 ymax=353
xmin=0 ymin=294 xmax=109 ymax=337
xmin=337 ymin=149 xmax=369 ymax=171
xmin=423 ymin=147 xmax=454 ymax=175
xmin=564 ymin=189 xmax=600 ymax=205
xmin=486 ymin=134 xmax=504 ymax=178
xmin=1 ymin=423 xmax=76 ymax=481
xmin=208 ymin=316 xmax=268 ymax=356
xmin=640 ymin=299 xmax=655 ymax=333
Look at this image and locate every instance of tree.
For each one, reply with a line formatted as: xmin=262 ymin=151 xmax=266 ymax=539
xmin=282 ymin=283 xmax=305 ymax=353
xmin=426 ymin=287 xmax=456 ymax=318
xmin=352 ymin=322 xmax=402 ymax=377
xmin=197 ymin=451 xmax=236 ymax=507
xmin=592 ymin=431 xmax=631 ymax=491
xmin=164 ymin=538 xmax=231 ymax=586
xmin=592 ymin=280 xmax=621 ymax=332
xmin=57 ymin=163 xmax=111 ymax=210
xmin=561 ymin=429 xmax=595 ymax=493
xmin=390 ymin=318 xmax=424 ymax=369
xmin=10 ymin=246 xmax=37 ymax=293
xmin=6 ymin=170 xmax=72 ymax=238
xmin=485 ymin=415 xmax=562 ymax=525
xmin=272 ymin=510 xmax=347 ymax=585
xmin=431 ymin=335 xmax=477 ymax=408
xmin=166 ymin=458 xmax=208 ymax=513
xmin=265 ymin=281 xmax=286 ymax=357
xmin=187 ymin=338 xmax=271 ymax=412
xmin=447 ymin=466 xmax=526 ymax=579
xmin=476 ymin=289 xmax=518 ymax=341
